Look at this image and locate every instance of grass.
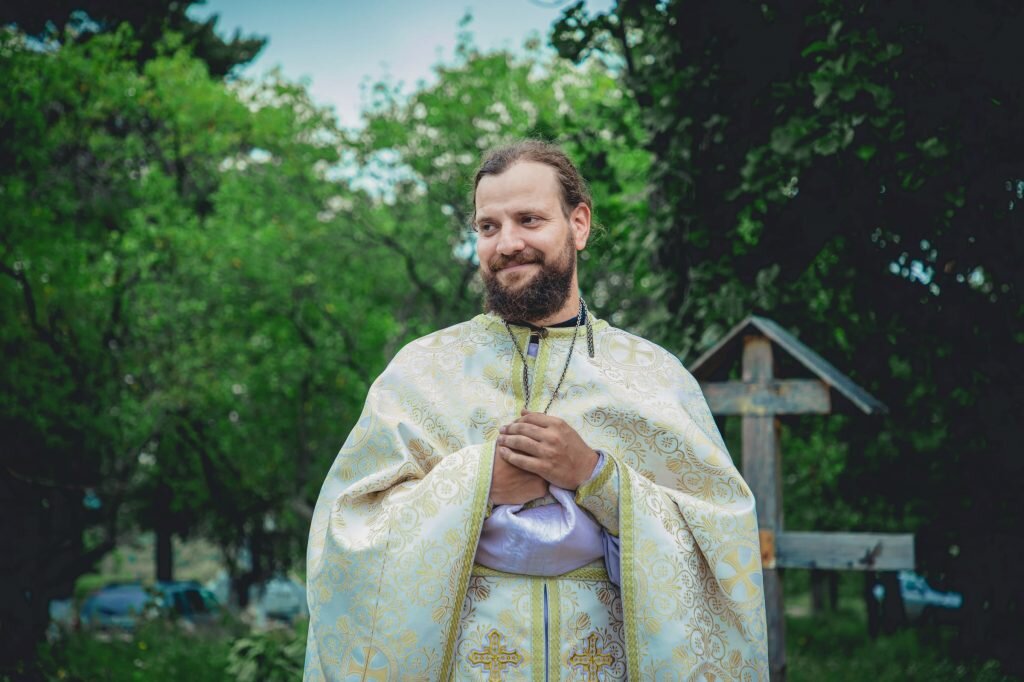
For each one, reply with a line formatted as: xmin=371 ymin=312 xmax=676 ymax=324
xmin=23 ymin=572 xmax=1020 ymax=681
xmin=784 ymin=571 xmax=1018 ymax=682
xmin=35 ymin=620 xmax=237 ymax=682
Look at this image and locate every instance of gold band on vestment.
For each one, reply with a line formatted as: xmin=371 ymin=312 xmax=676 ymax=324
xmin=470 ymin=562 xmax=610 ymax=582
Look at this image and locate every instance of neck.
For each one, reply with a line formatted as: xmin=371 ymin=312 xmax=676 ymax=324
xmin=526 ymin=288 xmax=581 ymax=327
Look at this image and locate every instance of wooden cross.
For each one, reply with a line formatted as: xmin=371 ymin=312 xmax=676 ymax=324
xmin=468 ymin=629 xmax=523 ymax=681
xmin=690 ymin=316 xmax=915 ymax=682
xmin=568 ymin=632 xmax=614 ymax=679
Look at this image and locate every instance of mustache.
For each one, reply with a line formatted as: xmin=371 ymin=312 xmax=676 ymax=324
xmin=488 ymin=248 xmax=544 ymax=273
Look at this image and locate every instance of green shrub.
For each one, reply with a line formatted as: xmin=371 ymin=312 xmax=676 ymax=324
xmin=787 ymin=608 xmax=1017 ymax=681
xmin=226 ymin=620 xmax=307 ymax=682
xmin=37 ymin=620 xmax=233 ymax=681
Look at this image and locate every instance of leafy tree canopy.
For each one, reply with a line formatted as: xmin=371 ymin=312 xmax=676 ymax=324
xmin=0 ymin=0 xmax=265 ymax=76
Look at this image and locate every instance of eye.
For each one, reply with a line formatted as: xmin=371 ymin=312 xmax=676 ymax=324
xmin=477 ymin=222 xmax=498 ymax=236
xmin=521 ymin=215 xmax=539 ymax=226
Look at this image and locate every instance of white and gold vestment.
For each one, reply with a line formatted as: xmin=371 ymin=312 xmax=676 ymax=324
xmin=305 ymin=314 xmax=768 ymax=681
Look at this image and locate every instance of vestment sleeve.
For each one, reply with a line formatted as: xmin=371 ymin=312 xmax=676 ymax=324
xmin=595 ymin=361 xmax=768 ymax=679
xmin=304 ymin=362 xmax=493 ymax=681
xmin=574 ymin=449 xmax=621 ymax=535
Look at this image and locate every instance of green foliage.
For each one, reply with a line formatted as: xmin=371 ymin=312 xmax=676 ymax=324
xmin=35 ymin=621 xmax=234 ymax=682
xmin=0 ymin=0 xmax=265 ymax=77
xmin=352 ymin=25 xmax=661 ymax=334
xmin=555 ymin=0 xmax=1024 ymax=671
xmin=30 ymin=619 xmax=308 ymax=682
xmin=787 ymin=610 xmax=1016 ymax=682
xmin=0 ymin=21 xmax=368 ymax=667
xmin=226 ymin=621 xmax=307 ymax=682
xmin=5 ymin=1 xmax=1023 ymax=676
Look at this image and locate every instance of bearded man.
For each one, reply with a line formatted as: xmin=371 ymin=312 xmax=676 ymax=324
xmin=304 ymin=140 xmax=768 ymax=681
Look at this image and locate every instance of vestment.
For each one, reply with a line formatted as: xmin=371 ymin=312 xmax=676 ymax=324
xmin=304 ymin=313 xmax=768 ymax=681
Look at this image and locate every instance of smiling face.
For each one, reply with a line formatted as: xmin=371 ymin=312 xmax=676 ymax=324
xmin=474 ymin=161 xmax=591 ymax=325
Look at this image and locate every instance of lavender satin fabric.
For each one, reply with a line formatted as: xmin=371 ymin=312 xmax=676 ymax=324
xmin=475 ymin=453 xmax=621 ymax=585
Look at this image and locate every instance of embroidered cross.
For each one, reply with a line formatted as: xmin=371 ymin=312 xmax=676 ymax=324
xmin=468 ymin=629 xmax=522 ymax=681
xmin=720 ymin=547 xmax=761 ymax=598
xmin=611 ymin=336 xmax=655 ymax=366
xmin=344 ymin=646 xmax=390 ymax=682
xmin=569 ymin=632 xmax=614 ymax=680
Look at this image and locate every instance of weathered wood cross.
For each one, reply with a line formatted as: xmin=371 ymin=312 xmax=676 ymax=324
xmin=689 ymin=316 xmax=915 ymax=681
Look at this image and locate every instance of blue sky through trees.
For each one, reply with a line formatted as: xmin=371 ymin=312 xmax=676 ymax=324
xmin=189 ymin=0 xmax=613 ymax=128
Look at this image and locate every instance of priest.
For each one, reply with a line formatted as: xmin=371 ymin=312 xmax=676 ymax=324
xmin=305 ymin=140 xmax=768 ymax=681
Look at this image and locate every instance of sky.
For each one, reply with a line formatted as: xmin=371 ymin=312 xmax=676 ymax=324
xmin=189 ymin=0 xmax=613 ymax=129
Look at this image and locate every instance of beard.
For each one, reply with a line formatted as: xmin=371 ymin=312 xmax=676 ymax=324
xmin=482 ymin=232 xmax=576 ymax=323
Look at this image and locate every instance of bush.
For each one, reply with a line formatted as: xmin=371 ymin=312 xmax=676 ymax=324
xmin=226 ymin=620 xmax=307 ymax=682
xmin=787 ymin=603 xmax=1017 ymax=681
xmin=36 ymin=620 xmax=233 ymax=682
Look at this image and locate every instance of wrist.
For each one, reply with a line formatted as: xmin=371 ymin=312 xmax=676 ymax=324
xmin=574 ymin=448 xmax=600 ymax=489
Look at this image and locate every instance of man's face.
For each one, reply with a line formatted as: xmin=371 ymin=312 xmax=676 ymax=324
xmin=474 ymin=161 xmax=591 ymax=322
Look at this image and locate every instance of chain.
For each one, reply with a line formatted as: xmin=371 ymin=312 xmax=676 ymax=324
xmin=502 ymin=298 xmax=587 ymax=414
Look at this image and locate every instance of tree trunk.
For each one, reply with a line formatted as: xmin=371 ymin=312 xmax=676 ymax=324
xmin=154 ymin=484 xmax=174 ymax=582
xmin=155 ymin=526 xmax=173 ymax=582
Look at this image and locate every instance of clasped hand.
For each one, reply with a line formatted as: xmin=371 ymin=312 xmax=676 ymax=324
xmin=489 ymin=410 xmax=599 ymax=505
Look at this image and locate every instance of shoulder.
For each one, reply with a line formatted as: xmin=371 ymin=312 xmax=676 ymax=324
xmin=596 ymin=325 xmax=702 ymax=393
xmin=386 ymin=316 xmax=496 ymax=369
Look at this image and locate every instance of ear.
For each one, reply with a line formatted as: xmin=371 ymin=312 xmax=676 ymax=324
xmin=569 ymin=203 xmax=591 ymax=251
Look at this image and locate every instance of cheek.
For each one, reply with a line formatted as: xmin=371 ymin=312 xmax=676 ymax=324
xmin=476 ymin=242 xmax=492 ymax=266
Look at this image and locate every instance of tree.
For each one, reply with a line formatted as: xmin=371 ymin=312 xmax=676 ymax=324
xmin=1 ymin=0 xmax=265 ymax=76
xmin=0 ymin=25 xmax=361 ymax=671
xmin=554 ymin=0 xmax=1024 ymax=671
xmin=351 ymin=23 xmax=658 ymax=336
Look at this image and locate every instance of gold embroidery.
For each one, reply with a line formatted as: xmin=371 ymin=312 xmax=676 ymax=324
xmin=607 ymin=335 xmax=657 ymax=367
xmin=575 ymin=454 xmax=619 ymax=536
xmin=306 ymin=314 xmax=768 ymax=682
xmin=569 ymin=632 xmax=615 ymax=680
xmin=719 ymin=546 xmax=762 ymax=601
xmin=546 ymin=580 xmax=561 ymax=682
xmin=343 ymin=645 xmax=392 ymax=682
xmin=468 ymin=629 xmax=523 ymax=681
xmin=471 ymin=563 xmax=609 ymax=582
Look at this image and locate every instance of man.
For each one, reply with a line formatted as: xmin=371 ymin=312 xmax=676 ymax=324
xmin=305 ymin=140 xmax=768 ymax=681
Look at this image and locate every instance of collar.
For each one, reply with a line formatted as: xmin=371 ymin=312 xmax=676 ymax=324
xmin=506 ymin=308 xmax=588 ymax=336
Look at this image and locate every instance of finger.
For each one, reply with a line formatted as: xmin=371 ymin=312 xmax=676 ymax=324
xmin=499 ymin=446 xmax=547 ymax=477
xmin=501 ymin=422 xmax=547 ymax=441
xmin=499 ymin=434 xmax=546 ymax=457
xmin=516 ymin=411 xmax=561 ymax=428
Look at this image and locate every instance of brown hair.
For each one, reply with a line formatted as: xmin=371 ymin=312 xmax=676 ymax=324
xmin=472 ymin=140 xmax=592 ymax=221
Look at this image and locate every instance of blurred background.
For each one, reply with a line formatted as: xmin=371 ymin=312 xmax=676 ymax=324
xmin=1 ymin=1 xmax=1022 ymax=680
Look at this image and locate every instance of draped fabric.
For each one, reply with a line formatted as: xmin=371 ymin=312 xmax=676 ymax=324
xmin=305 ymin=314 xmax=769 ymax=681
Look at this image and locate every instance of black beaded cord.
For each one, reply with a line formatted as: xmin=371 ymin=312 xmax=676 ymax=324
xmin=503 ymin=298 xmax=589 ymax=414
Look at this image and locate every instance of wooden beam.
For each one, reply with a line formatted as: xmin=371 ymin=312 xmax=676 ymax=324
xmin=740 ymin=335 xmax=786 ymax=679
xmin=775 ymin=532 xmax=915 ymax=571
xmin=702 ymin=379 xmax=831 ymax=416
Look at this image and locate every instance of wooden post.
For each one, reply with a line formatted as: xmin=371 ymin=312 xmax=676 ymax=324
xmin=741 ymin=336 xmax=786 ymax=681
xmin=691 ymin=316 xmax=913 ymax=679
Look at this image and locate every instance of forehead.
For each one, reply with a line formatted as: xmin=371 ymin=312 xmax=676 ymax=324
xmin=475 ymin=161 xmax=562 ymax=215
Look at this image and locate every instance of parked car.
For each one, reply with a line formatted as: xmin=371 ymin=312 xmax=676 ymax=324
xmin=157 ymin=580 xmax=221 ymax=626
xmin=250 ymin=575 xmax=308 ymax=625
xmin=79 ymin=581 xmax=221 ymax=631
xmin=78 ymin=583 xmax=154 ymax=631
xmin=872 ymin=570 xmax=963 ymax=622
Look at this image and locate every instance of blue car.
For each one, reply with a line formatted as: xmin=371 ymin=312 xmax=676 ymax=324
xmin=79 ymin=581 xmax=220 ymax=631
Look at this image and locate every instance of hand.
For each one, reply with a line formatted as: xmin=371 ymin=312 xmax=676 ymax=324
xmin=490 ymin=444 xmax=548 ymax=505
xmin=496 ymin=410 xmax=599 ymax=490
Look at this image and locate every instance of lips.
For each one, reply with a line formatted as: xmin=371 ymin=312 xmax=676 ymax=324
xmin=500 ymin=262 xmax=538 ymax=272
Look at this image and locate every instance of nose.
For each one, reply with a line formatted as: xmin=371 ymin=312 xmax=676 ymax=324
xmin=495 ymin=222 xmax=526 ymax=256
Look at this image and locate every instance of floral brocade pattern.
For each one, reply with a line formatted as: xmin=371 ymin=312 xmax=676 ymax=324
xmin=305 ymin=314 xmax=768 ymax=681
